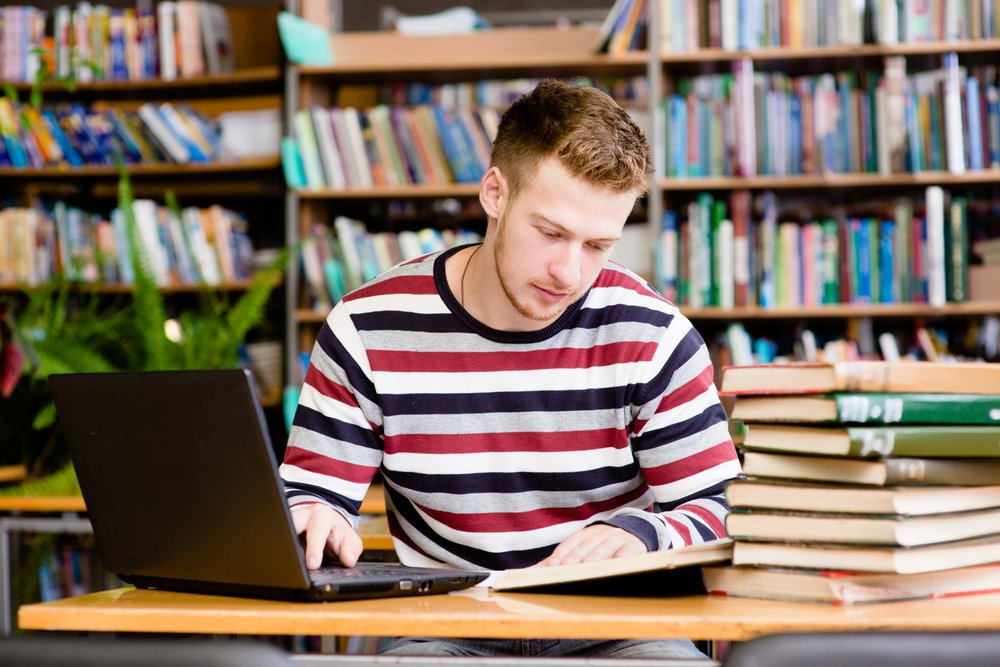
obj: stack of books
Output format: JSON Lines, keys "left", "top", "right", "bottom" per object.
{"left": 706, "top": 360, "right": 1000, "bottom": 604}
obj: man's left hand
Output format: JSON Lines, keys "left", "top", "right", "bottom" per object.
{"left": 535, "top": 524, "right": 646, "bottom": 567}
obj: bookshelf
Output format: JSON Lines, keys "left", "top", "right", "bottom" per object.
{"left": 0, "top": 1, "right": 285, "bottom": 295}
{"left": 648, "top": 1, "right": 1000, "bottom": 364}
{"left": 285, "top": 23, "right": 652, "bottom": 384}
{"left": 285, "top": 3, "right": 1000, "bottom": 382}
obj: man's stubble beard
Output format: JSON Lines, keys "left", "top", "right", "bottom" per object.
{"left": 493, "top": 213, "right": 576, "bottom": 324}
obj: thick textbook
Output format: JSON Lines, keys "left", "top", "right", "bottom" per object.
{"left": 740, "top": 450, "right": 1000, "bottom": 486}
{"left": 726, "top": 506, "right": 1000, "bottom": 547}
{"left": 731, "top": 534, "right": 1000, "bottom": 574}
{"left": 739, "top": 422, "right": 1000, "bottom": 458}
{"left": 719, "top": 361, "right": 1000, "bottom": 395}
{"left": 490, "top": 539, "right": 732, "bottom": 593}
{"left": 726, "top": 479, "right": 1000, "bottom": 515}
{"left": 730, "top": 392, "right": 1000, "bottom": 424}
{"left": 702, "top": 563, "right": 1000, "bottom": 604}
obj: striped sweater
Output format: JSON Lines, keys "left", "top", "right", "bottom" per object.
{"left": 281, "top": 245, "right": 741, "bottom": 571}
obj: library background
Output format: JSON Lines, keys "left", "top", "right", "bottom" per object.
{"left": 1, "top": 0, "right": 1000, "bottom": 652}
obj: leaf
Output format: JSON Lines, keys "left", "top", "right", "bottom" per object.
{"left": 224, "top": 248, "right": 288, "bottom": 351}
{"left": 118, "top": 168, "right": 168, "bottom": 370}
{"left": 32, "top": 402, "right": 56, "bottom": 430}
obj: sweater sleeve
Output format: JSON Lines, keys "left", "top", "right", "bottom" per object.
{"left": 279, "top": 303, "right": 384, "bottom": 529}
{"left": 604, "top": 316, "right": 742, "bottom": 551}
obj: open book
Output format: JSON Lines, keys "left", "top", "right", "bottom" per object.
{"left": 490, "top": 539, "right": 733, "bottom": 593}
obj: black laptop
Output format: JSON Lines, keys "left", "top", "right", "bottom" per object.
{"left": 49, "top": 369, "right": 488, "bottom": 602}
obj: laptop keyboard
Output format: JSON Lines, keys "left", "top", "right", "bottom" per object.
{"left": 310, "top": 562, "right": 405, "bottom": 583}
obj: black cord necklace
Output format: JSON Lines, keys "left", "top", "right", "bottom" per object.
{"left": 460, "top": 244, "right": 482, "bottom": 308}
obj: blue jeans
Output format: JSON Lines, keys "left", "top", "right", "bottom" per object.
{"left": 380, "top": 637, "right": 707, "bottom": 659}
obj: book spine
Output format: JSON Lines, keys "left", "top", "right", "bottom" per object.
{"left": 834, "top": 393, "right": 1000, "bottom": 424}
{"left": 846, "top": 425, "right": 1000, "bottom": 457}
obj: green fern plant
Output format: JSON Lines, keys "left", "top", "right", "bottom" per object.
{"left": 118, "top": 168, "right": 287, "bottom": 371}
{"left": 5, "top": 168, "right": 286, "bottom": 485}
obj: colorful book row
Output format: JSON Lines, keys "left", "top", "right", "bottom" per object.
{"left": 286, "top": 104, "right": 499, "bottom": 190}
{"left": 594, "top": 0, "right": 650, "bottom": 55}
{"left": 664, "top": 56, "right": 1000, "bottom": 178}
{"left": 0, "top": 98, "right": 223, "bottom": 168}
{"left": 0, "top": 200, "right": 255, "bottom": 287}
{"left": 300, "top": 217, "right": 481, "bottom": 312}
{"left": 381, "top": 75, "right": 651, "bottom": 108}
{"left": 0, "top": 0, "right": 234, "bottom": 84}
{"left": 660, "top": 0, "right": 1000, "bottom": 52}
{"left": 654, "top": 187, "right": 975, "bottom": 310}
{"left": 713, "top": 318, "right": 991, "bottom": 370}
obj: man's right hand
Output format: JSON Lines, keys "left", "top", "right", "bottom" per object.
{"left": 290, "top": 503, "right": 363, "bottom": 569}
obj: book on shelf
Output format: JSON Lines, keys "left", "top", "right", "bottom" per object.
{"left": 490, "top": 539, "right": 732, "bottom": 593}
{"left": 3, "top": 1, "right": 238, "bottom": 85}
{"left": 719, "top": 361, "right": 1000, "bottom": 396}
{"left": 726, "top": 479, "right": 1000, "bottom": 516}
{"left": 702, "top": 562, "right": 1000, "bottom": 604}
{"left": 157, "top": 1, "right": 179, "bottom": 80}
{"left": 739, "top": 450, "right": 1000, "bottom": 487}
{"left": 726, "top": 505, "right": 1000, "bottom": 547}
{"left": 736, "top": 422, "right": 1000, "bottom": 458}
{"left": 729, "top": 392, "right": 1000, "bottom": 424}
{"left": 731, "top": 533, "right": 1000, "bottom": 574}
{"left": 199, "top": 1, "right": 236, "bottom": 74}
{"left": 176, "top": 0, "right": 206, "bottom": 78}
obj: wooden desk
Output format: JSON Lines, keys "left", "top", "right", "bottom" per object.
{"left": 1, "top": 491, "right": 393, "bottom": 636}
{"left": 18, "top": 586, "right": 1000, "bottom": 641}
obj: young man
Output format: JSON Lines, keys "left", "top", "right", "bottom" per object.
{"left": 281, "top": 80, "right": 741, "bottom": 658}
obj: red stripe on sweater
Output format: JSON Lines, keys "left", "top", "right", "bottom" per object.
{"left": 684, "top": 503, "right": 727, "bottom": 536}
{"left": 305, "top": 367, "right": 363, "bottom": 414}
{"left": 282, "top": 446, "right": 376, "bottom": 483}
{"left": 664, "top": 516, "right": 691, "bottom": 545}
{"left": 594, "top": 266, "right": 666, "bottom": 301}
{"left": 417, "top": 484, "right": 650, "bottom": 533}
{"left": 383, "top": 428, "right": 629, "bottom": 455}
{"left": 368, "top": 341, "right": 658, "bottom": 373}
{"left": 344, "top": 274, "right": 436, "bottom": 301}
{"left": 642, "top": 441, "right": 737, "bottom": 486}
{"left": 656, "top": 363, "right": 716, "bottom": 413}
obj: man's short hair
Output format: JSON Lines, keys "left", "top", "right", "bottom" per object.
{"left": 489, "top": 79, "right": 651, "bottom": 201}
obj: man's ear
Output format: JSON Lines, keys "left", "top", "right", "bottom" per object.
{"left": 479, "top": 167, "right": 504, "bottom": 219}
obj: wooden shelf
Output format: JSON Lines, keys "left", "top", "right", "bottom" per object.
{"left": 0, "top": 496, "right": 86, "bottom": 512}
{"left": 0, "top": 279, "right": 271, "bottom": 294}
{"left": 684, "top": 301, "right": 1000, "bottom": 320}
{"left": 9, "top": 67, "right": 283, "bottom": 95}
{"left": 298, "top": 27, "right": 647, "bottom": 83}
{"left": 0, "top": 157, "right": 281, "bottom": 179}
{"left": 296, "top": 184, "right": 482, "bottom": 199}
{"left": 296, "top": 309, "right": 328, "bottom": 324}
{"left": 660, "top": 39, "right": 1000, "bottom": 64}
{"left": 659, "top": 170, "right": 1000, "bottom": 191}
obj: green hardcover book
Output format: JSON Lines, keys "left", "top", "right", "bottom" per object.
{"left": 740, "top": 450, "right": 1000, "bottom": 487}
{"left": 730, "top": 392, "right": 1000, "bottom": 425}
{"left": 740, "top": 422, "right": 1000, "bottom": 458}
{"left": 894, "top": 198, "right": 912, "bottom": 303}
{"left": 820, "top": 218, "right": 839, "bottom": 304}
{"left": 946, "top": 195, "right": 968, "bottom": 302}
{"left": 711, "top": 198, "right": 727, "bottom": 306}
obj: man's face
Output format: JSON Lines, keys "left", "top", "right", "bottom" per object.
{"left": 491, "top": 158, "right": 638, "bottom": 329}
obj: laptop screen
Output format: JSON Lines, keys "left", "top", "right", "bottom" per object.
{"left": 51, "top": 369, "right": 315, "bottom": 592}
